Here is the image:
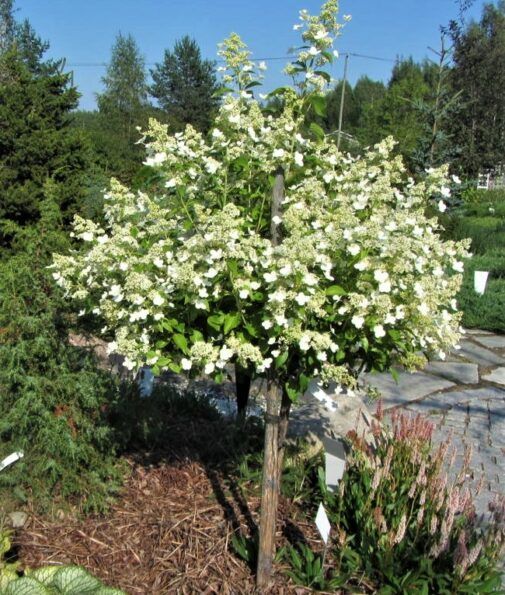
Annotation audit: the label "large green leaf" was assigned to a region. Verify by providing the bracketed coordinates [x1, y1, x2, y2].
[207, 314, 224, 331]
[310, 95, 327, 117]
[223, 312, 241, 335]
[309, 122, 325, 141]
[325, 284, 346, 296]
[28, 566, 59, 585]
[4, 577, 52, 595]
[173, 333, 188, 354]
[52, 566, 102, 594]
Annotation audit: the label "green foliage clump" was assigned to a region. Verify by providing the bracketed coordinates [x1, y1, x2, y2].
[0, 197, 122, 513]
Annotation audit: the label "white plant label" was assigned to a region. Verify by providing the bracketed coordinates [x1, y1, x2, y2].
[315, 502, 331, 544]
[0, 451, 24, 472]
[474, 270, 489, 295]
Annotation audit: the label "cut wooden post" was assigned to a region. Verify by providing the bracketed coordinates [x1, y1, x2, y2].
[256, 166, 285, 588]
[256, 379, 281, 588]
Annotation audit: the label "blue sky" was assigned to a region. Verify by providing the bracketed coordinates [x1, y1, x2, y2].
[16, 0, 487, 111]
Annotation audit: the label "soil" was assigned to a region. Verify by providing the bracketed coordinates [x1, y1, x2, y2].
[14, 455, 326, 594]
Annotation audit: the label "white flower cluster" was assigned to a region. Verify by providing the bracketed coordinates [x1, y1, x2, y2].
[52, 1, 469, 393]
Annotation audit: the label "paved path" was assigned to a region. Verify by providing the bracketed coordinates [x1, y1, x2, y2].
[361, 329, 505, 516]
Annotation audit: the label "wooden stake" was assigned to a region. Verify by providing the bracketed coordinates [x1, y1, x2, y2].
[256, 379, 282, 588]
[256, 166, 285, 589]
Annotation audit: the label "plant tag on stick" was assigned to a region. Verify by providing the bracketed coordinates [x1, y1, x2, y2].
[315, 502, 331, 544]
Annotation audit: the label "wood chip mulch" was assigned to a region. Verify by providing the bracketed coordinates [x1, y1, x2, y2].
[13, 457, 321, 594]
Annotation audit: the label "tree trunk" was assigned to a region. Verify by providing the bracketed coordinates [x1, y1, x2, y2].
[235, 363, 251, 421]
[276, 387, 292, 477]
[256, 379, 282, 589]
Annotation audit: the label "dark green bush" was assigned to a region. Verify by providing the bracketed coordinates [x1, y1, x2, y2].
[461, 187, 505, 206]
[0, 199, 122, 513]
[443, 216, 505, 254]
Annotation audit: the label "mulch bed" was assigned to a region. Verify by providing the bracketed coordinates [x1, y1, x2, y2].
[14, 456, 324, 594]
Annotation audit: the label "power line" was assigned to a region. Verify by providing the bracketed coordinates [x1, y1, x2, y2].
[65, 51, 398, 68]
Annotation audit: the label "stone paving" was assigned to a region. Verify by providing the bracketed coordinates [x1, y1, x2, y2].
[361, 329, 505, 516]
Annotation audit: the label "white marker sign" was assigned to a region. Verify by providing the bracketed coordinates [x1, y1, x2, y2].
[0, 451, 24, 472]
[474, 271, 489, 295]
[315, 502, 331, 544]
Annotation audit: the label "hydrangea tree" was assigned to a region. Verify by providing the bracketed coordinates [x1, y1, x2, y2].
[52, 1, 469, 586]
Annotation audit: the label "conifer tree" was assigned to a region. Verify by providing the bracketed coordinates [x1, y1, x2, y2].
[95, 32, 150, 182]
[0, 39, 91, 247]
[150, 36, 219, 131]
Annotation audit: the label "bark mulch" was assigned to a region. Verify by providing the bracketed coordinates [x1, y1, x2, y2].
[14, 456, 322, 594]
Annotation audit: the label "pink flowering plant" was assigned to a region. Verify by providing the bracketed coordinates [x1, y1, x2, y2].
[52, 0, 470, 585]
[321, 408, 505, 592]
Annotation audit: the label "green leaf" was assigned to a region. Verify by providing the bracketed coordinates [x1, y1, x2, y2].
[390, 368, 400, 383]
[173, 334, 188, 353]
[298, 373, 310, 393]
[191, 330, 204, 343]
[224, 312, 241, 335]
[314, 70, 331, 83]
[244, 323, 258, 338]
[161, 318, 178, 331]
[227, 259, 239, 277]
[29, 566, 59, 585]
[285, 384, 299, 401]
[207, 314, 224, 331]
[309, 122, 325, 141]
[52, 566, 102, 594]
[325, 284, 346, 296]
[213, 86, 234, 97]
[275, 351, 289, 369]
[155, 340, 168, 349]
[245, 81, 262, 90]
[168, 362, 181, 374]
[5, 577, 52, 595]
[311, 95, 327, 117]
[267, 86, 291, 97]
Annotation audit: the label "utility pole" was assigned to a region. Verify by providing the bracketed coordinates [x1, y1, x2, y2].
[337, 52, 349, 150]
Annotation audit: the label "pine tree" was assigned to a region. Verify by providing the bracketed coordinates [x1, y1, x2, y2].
[150, 36, 219, 131]
[0, 49, 91, 247]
